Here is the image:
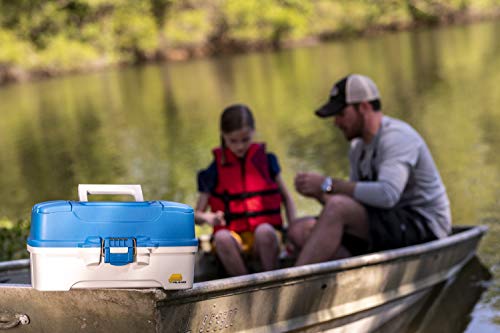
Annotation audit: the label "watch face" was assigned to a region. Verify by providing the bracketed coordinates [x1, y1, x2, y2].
[322, 177, 333, 193]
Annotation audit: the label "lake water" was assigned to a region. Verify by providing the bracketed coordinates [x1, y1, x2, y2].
[0, 20, 499, 331]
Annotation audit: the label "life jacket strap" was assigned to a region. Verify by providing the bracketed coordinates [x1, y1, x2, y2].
[225, 208, 282, 222]
[211, 188, 280, 201]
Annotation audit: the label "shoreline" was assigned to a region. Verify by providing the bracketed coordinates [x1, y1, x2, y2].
[1, 10, 500, 87]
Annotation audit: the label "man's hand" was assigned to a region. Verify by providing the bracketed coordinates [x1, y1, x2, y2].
[294, 172, 326, 200]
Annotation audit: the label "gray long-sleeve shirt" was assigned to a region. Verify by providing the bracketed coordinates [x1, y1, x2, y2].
[350, 116, 451, 238]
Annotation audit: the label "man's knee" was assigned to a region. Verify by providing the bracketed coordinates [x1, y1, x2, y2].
[323, 195, 365, 219]
[322, 194, 369, 238]
[324, 194, 353, 210]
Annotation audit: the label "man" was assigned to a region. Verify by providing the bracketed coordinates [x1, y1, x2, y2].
[289, 74, 451, 265]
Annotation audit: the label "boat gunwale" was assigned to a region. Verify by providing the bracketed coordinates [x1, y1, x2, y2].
[0, 259, 30, 272]
[169, 225, 487, 298]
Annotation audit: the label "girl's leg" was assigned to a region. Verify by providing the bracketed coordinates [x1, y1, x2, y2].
[213, 230, 248, 276]
[253, 223, 280, 271]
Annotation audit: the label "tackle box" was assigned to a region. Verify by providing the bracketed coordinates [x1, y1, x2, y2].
[27, 184, 198, 291]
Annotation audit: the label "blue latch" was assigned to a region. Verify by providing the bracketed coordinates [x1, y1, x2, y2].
[101, 238, 136, 266]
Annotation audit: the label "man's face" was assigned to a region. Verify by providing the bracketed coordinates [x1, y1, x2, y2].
[333, 104, 364, 141]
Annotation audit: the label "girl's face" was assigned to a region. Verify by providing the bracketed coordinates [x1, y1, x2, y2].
[222, 126, 255, 158]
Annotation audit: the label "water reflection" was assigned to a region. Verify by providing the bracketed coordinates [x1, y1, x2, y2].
[160, 66, 188, 202]
[0, 19, 499, 330]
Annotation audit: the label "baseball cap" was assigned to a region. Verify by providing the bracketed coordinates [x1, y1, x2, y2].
[315, 74, 380, 117]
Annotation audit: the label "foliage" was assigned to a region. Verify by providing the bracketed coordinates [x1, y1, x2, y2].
[222, 0, 311, 46]
[35, 34, 101, 72]
[0, 218, 30, 261]
[0, 0, 500, 77]
[112, 2, 159, 60]
[164, 7, 213, 47]
[0, 28, 35, 67]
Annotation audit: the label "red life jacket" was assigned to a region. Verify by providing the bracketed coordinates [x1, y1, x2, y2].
[208, 143, 283, 233]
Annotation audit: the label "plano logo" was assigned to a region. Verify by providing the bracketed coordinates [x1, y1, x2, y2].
[169, 273, 187, 284]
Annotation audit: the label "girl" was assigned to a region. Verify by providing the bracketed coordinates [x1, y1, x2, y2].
[195, 104, 296, 276]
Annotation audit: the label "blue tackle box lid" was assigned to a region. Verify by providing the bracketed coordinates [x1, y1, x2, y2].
[27, 200, 198, 248]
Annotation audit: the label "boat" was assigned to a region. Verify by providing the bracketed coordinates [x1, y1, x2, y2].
[0, 225, 489, 332]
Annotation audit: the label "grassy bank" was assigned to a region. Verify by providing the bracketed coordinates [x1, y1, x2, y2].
[1, 0, 500, 84]
[0, 218, 30, 261]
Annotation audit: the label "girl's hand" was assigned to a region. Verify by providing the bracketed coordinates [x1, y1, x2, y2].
[208, 211, 226, 226]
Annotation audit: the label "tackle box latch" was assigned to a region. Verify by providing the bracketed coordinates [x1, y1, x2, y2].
[101, 237, 136, 266]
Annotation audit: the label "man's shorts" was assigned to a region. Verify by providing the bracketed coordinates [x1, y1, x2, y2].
[342, 206, 438, 256]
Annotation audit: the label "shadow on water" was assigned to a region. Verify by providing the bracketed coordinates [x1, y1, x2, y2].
[73, 101, 126, 185]
[160, 66, 184, 201]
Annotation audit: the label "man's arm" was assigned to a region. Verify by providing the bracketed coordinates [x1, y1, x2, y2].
[352, 162, 411, 208]
[352, 132, 420, 208]
[295, 139, 418, 208]
[295, 172, 355, 204]
[330, 178, 356, 197]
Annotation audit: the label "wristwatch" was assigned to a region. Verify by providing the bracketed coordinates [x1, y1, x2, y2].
[321, 177, 334, 194]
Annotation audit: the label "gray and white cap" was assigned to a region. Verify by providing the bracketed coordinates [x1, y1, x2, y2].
[315, 74, 381, 117]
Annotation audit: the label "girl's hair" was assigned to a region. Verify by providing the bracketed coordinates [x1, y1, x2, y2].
[220, 104, 255, 163]
[220, 104, 255, 134]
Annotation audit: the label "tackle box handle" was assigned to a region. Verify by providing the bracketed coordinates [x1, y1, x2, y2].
[78, 184, 144, 202]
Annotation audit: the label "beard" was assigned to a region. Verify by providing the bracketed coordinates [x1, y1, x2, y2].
[342, 113, 364, 141]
